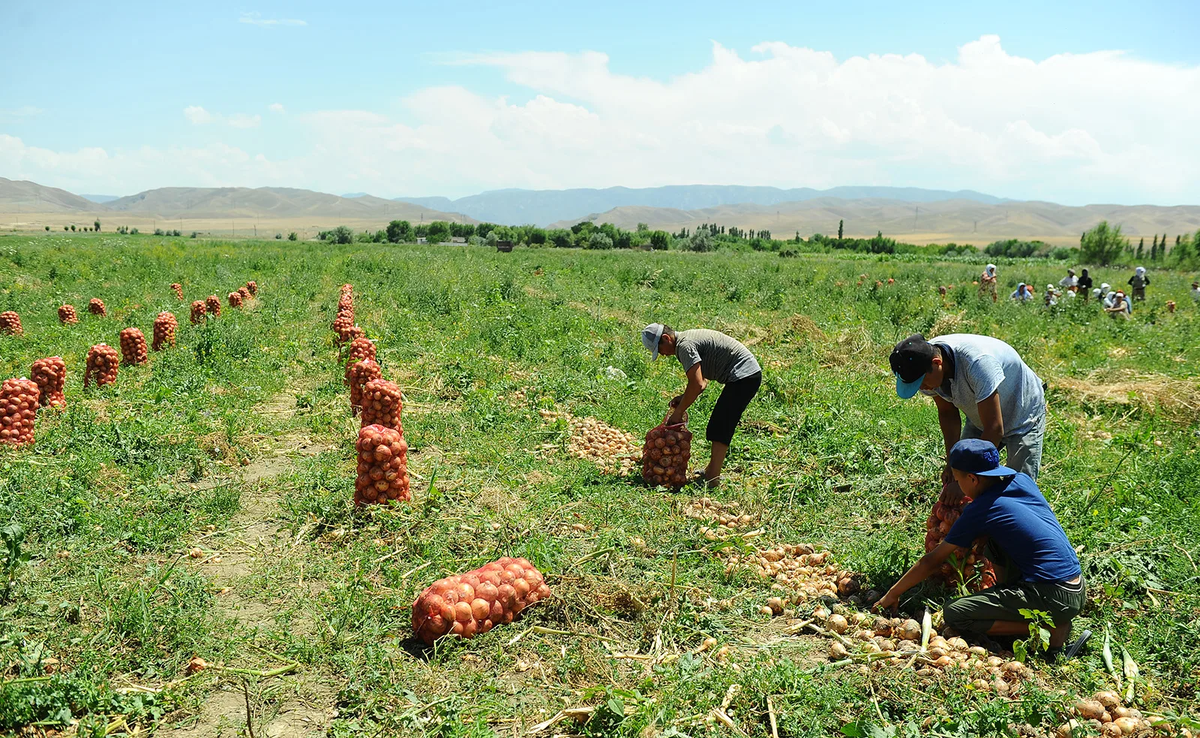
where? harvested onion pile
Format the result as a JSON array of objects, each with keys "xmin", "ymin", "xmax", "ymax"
[
  {"xmin": 0, "ymin": 311, "xmax": 23, "ymax": 335},
  {"xmin": 925, "ymin": 499, "xmax": 996, "ymax": 590},
  {"xmin": 537, "ymin": 408, "xmax": 640, "ymax": 475},
  {"xmin": 0, "ymin": 378, "xmax": 39, "ymax": 446},
  {"xmin": 683, "ymin": 497, "xmax": 757, "ymax": 536},
  {"xmin": 719, "ymin": 544, "xmax": 854, "ymax": 601},
  {"xmin": 84, "ymin": 344, "xmax": 119, "ymax": 387},
  {"xmin": 412, "ymin": 558, "xmax": 550, "ymax": 644},
  {"xmin": 355, "ymin": 424, "xmax": 410, "ymax": 505},
  {"xmin": 88, "ymin": 298, "xmax": 106, "ymax": 317},
  {"xmin": 171, "ymin": 283, "xmax": 184, "ymax": 300},
  {"xmin": 227, "ymin": 291, "xmax": 243, "ymax": 309},
  {"xmin": 30, "ymin": 357, "xmax": 66, "ymax": 408},
  {"xmin": 642, "ymin": 416, "xmax": 692, "ymax": 487},
  {"xmin": 205, "ymin": 295, "xmax": 221, "ymax": 317},
  {"xmin": 119, "ymin": 327, "xmax": 149, "ymax": 366},
  {"xmin": 1061, "ymin": 691, "xmax": 1163, "ymax": 737},
  {"xmin": 361, "ymin": 378, "xmax": 403, "ymax": 431},
  {"xmin": 152, "ymin": 312, "xmax": 178, "ymax": 351},
  {"xmin": 246, "ymin": 280, "xmax": 257, "ymax": 296},
  {"xmin": 58, "ymin": 304, "xmax": 79, "ymax": 325},
  {"xmin": 189, "ymin": 300, "xmax": 206, "ymax": 325},
  {"xmin": 347, "ymin": 359, "xmax": 383, "ymax": 415}
]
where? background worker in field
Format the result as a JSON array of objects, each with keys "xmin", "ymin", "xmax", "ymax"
[
  {"xmin": 890, "ymin": 334, "xmax": 1046, "ymax": 505},
  {"xmin": 642, "ymin": 323, "xmax": 762, "ymax": 487},
  {"xmin": 874, "ymin": 439, "xmax": 1088, "ymax": 657}
]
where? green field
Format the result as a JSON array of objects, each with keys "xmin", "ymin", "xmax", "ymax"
[{"xmin": 1, "ymin": 234, "xmax": 1198, "ymax": 737}]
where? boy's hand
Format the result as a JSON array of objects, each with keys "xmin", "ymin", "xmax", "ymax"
[
  {"xmin": 939, "ymin": 478, "xmax": 964, "ymax": 506},
  {"xmin": 873, "ymin": 591, "xmax": 899, "ymax": 612}
]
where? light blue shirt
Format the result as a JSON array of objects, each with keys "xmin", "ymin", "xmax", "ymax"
[{"xmin": 922, "ymin": 334, "xmax": 1045, "ymax": 439}]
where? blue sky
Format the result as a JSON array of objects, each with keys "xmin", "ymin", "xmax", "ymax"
[{"xmin": 2, "ymin": 0, "xmax": 1198, "ymax": 203}]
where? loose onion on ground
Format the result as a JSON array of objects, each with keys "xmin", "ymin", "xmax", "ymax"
[
  {"xmin": 30, "ymin": 357, "xmax": 66, "ymax": 408},
  {"xmin": 152, "ymin": 312, "xmax": 178, "ymax": 351},
  {"xmin": 0, "ymin": 311, "xmax": 23, "ymax": 336},
  {"xmin": 119, "ymin": 327, "xmax": 149, "ymax": 366},
  {"xmin": 683, "ymin": 497, "xmax": 757, "ymax": 533},
  {"xmin": 354, "ymin": 424, "xmax": 410, "ymax": 505},
  {"xmin": 189, "ymin": 300, "xmax": 207, "ymax": 325},
  {"xmin": 58, "ymin": 305, "xmax": 79, "ymax": 325},
  {"xmin": 411, "ymin": 557, "xmax": 550, "ymax": 644},
  {"xmin": 538, "ymin": 408, "xmax": 641, "ymax": 475},
  {"xmin": 88, "ymin": 298, "xmax": 106, "ymax": 317},
  {"xmin": 84, "ymin": 344, "xmax": 119, "ymax": 387},
  {"xmin": 0, "ymin": 378, "xmax": 39, "ymax": 446}
]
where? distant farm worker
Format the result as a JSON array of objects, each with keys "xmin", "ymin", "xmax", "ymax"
[
  {"xmin": 1192, "ymin": 282, "xmax": 1200, "ymax": 304},
  {"xmin": 1100, "ymin": 282, "xmax": 1111, "ymax": 297},
  {"xmin": 1058, "ymin": 269, "xmax": 1078, "ymax": 293},
  {"xmin": 1010, "ymin": 283, "xmax": 1032, "ymax": 302},
  {"xmin": 1128, "ymin": 267, "xmax": 1149, "ymax": 301},
  {"xmin": 979, "ymin": 264, "xmax": 998, "ymax": 302},
  {"xmin": 1102, "ymin": 291, "xmax": 1116, "ymax": 310},
  {"xmin": 1043, "ymin": 285, "xmax": 1058, "ymax": 307},
  {"xmin": 1106, "ymin": 291, "xmax": 1131, "ymax": 319},
  {"xmin": 641, "ymin": 323, "xmax": 762, "ymax": 487},
  {"xmin": 874, "ymin": 439, "xmax": 1089, "ymax": 658},
  {"xmin": 1091, "ymin": 288, "xmax": 1102, "ymax": 303},
  {"xmin": 890, "ymin": 333, "xmax": 1046, "ymax": 504},
  {"xmin": 1076, "ymin": 269, "xmax": 1093, "ymax": 301}
]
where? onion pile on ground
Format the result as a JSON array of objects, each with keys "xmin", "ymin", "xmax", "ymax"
[
  {"xmin": 355, "ymin": 424, "xmax": 410, "ymax": 505},
  {"xmin": 926, "ymin": 499, "xmax": 996, "ymax": 590},
  {"xmin": 361, "ymin": 378, "xmax": 403, "ymax": 431},
  {"xmin": 227, "ymin": 291, "xmax": 243, "ymax": 309},
  {"xmin": 538, "ymin": 408, "xmax": 641, "ymax": 475},
  {"xmin": 246, "ymin": 280, "xmax": 257, "ymax": 296},
  {"xmin": 84, "ymin": 344, "xmax": 119, "ymax": 387},
  {"xmin": 683, "ymin": 497, "xmax": 757, "ymax": 538},
  {"xmin": 171, "ymin": 283, "xmax": 184, "ymax": 300},
  {"xmin": 58, "ymin": 305, "xmax": 79, "ymax": 325},
  {"xmin": 0, "ymin": 378, "xmax": 39, "ymax": 446},
  {"xmin": 205, "ymin": 295, "xmax": 221, "ymax": 317},
  {"xmin": 412, "ymin": 558, "xmax": 550, "ymax": 644},
  {"xmin": 0, "ymin": 311, "xmax": 23, "ymax": 335},
  {"xmin": 346, "ymin": 359, "xmax": 383, "ymax": 415},
  {"xmin": 1061, "ymin": 692, "xmax": 1163, "ymax": 737},
  {"xmin": 189, "ymin": 300, "xmax": 206, "ymax": 325},
  {"xmin": 30, "ymin": 357, "xmax": 66, "ymax": 408},
  {"xmin": 152, "ymin": 312, "xmax": 178, "ymax": 351},
  {"xmin": 642, "ymin": 416, "xmax": 692, "ymax": 487},
  {"xmin": 119, "ymin": 327, "xmax": 149, "ymax": 366},
  {"xmin": 719, "ymin": 544, "xmax": 854, "ymax": 603},
  {"xmin": 88, "ymin": 298, "xmax": 106, "ymax": 317}
]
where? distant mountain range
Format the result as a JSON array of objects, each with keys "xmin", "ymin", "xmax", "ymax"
[
  {"xmin": 82, "ymin": 194, "xmax": 120, "ymax": 204},
  {"xmin": 392, "ymin": 185, "xmax": 1010, "ymax": 227}
]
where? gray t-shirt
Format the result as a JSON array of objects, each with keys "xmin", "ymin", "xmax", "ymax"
[
  {"xmin": 674, "ymin": 329, "xmax": 761, "ymax": 385},
  {"xmin": 921, "ymin": 334, "xmax": 1044, "ymax": 439}
]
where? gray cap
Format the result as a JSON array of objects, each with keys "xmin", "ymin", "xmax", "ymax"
[{"xmin": 641, "ymin": 323, "xmax": 665, "ymax": 360}]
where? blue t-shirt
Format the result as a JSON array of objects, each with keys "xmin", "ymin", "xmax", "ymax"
[{"xmin": 945, "ymin": 473, "xmax": 1081, "ymax": 583}]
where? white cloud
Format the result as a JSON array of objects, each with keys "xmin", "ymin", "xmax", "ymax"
[
  {"xmin": 239, "ymin": 12, "xmax": 306, "ymax": 27},
  {"xmin": 9, "ymin": 36, "xmax": 1200, "ymax": 203},
  {"xmin": 227, "ymin": 113, "xmax": 262, "ymax": 129},
  {"xmin": 0, "ymin": 105, "xmax": 44, "ymax": 119},
  {"xmin": 183, "ymin": 106, "xmax": 213, "ymax": 125},
  {"xmin": 268, "ymin": 103, "xmax": 285, "ymax": 113}
]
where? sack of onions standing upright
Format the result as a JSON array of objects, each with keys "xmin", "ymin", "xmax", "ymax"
[{"xmin": 641, "ymin": 324, "xmax": 762, "ymax": 488}]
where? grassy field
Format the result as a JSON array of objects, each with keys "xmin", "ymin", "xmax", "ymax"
[{"xmin": 1, "ymin": 234, "xmax": 1198, "ymax": 737}]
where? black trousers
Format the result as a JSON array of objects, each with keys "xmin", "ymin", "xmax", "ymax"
[{"xmin": 706, "ymin": 372, "xmax": 762, "ymax": 445}]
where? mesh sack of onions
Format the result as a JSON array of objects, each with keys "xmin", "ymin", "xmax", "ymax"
[
  {"xmin": 205, "ymin": 295, "xmax": 221, "ymax": 317},
  {"xmin": 412, "ymin": 558, "xmax": 550, "ymax": 644},
  {"xmin": 58, "ymin": 304, "xmax": 79, "ymax": 325},
  {"xmin": 331, "ymin": 312, "xmax": 355, "ymax": 341},
  {"xmin": 84, "ymin": 344, "xmax": 119, "ymax": 387},
  {"xmin": 246, "ymin": 280, "xmax": 257, "ymax": 296},
  {"xmin": 346, "ymin": 359, "xmax": 382, "ymax": 415},
  {"xmin": 236, "ymin": 286, "xmax": 250, "ymax": 302},
  {"xmin": 152, "ymin": 312, "xmax": 178, "ymax": 351},
  {"xmin": 189, "ymin": 300, "xmax": 207, "ymax": 325},
  {"xmin": 119, "ymin": 327, "xmax": 149, "ymax": 366},
  {"xmin": 925, "ymin": 499, "xmax": 996, "ymax": 591},
  {"xmin": 361, "ymin": 378, "xmax": 403, "ymax": 432},
  {"xmin": 227, "ymin": 291, "xmax": 243, "ymax": 309},
  {"xmin": 641, "ymin": 411, "xmax": 692, "ymax": 487},
  {"xmin": 30, "ymin": 357, "xmax": 66, "ymax": 408},
  {"xmin": 171, "ymin": 283, "xmax": 184, "ymax": 300},
  {"xmin": 88, "ymin": 298, "xmax": 106, "ymax": 317},
  {"xmin": 0, "ymin": 311, "xmax": 22, "ymax": 335},
  {"xmin": 354, "ymin": 424, "xmax": 410, "ymax": 506},
  {"xmin": 346, "ymin": 337, "xmax": 376, "ymax": 365},
  {"xmin": 0, "ymin": 378, "xmax": 39, "ymax": 446}
]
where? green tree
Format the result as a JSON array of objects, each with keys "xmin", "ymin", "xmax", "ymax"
[
  {"xmin": 649, "ymin": 230, "xmax": 671, "ymax": 251},
  {"xmin": 1079, "ymin": 221, "xmax": 1128, "ymax": 265},
  {"xmin": 70, "ymin": 225, "xmax": 75, "ymax": 231},
  {"xmin": 328, "ymin": 225, "xmax": 353, "ymax": 244},
  {"xmin": 636, "ymin": 222, "xmax": 649, "ymax": 233},
  {"xmin": 1137, "ymin": 238, "xmax": 1144, "ymax": 259},
  {"xmin": 44, "ymin": 226, "xmax": 49, "ymax": 231},
  {"xmin": 585, "ymin": 232, "xmax": 614, "ymax": 250},
  {"xmin": 838, "ymin": 220, "xmax": 844, "ymax": 240},
  {"xmin": 93, "ymin": 219, "xmax": 101, "ymax": 232},
  {"xmin": 386, "ymin": 220, "xmax": 414, "ymax": 243},
  {"xmin": 425, "ymin": 221, "xmax": 452, "ymax": 244},
  {"xmin": 287, "ymin": 232, "xmax": 298, "ymax": 241}
]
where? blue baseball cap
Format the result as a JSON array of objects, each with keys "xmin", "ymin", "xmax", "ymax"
[
  {"xmin": 948, "ymin": 438, "xmax": 1017, "ymax": 477},
  {"xmin": 889, "ymin": 334, "xmax": 935, "ymax": 399}
]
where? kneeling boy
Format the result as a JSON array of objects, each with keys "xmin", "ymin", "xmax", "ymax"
[{"xmin": 873, "ymin": 439, "xmax": 1088, "ymax": 656}]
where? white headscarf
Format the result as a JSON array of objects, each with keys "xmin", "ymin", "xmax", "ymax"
[
  {"xmin": 1136, "ymin": 266, "xmax": 1146, "ymax": 276},
  {"xmin": 985, "ymin": 264, "xmax": 996, "ymax": 276},
  {"xmin": 1092, "ymin": 288, "xmax": 1102, "ymax": 297},
  {"xmin": 1101, "ymin": 282, "xmax": 1110, "ymax": 293}
]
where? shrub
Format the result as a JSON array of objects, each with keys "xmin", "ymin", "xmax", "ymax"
[
  {"xmin": 386, "ymin": 220, "xmax": 413, "ymax": 243},
  {"xmin": 425, "ymin": 221, "xmax": 452, "ymax": 244},
  {"xmin": 586, "ymin": 232, "xmax": 614, "ymax": 250},
  {"xmin": 1080, "ymin": 221, "xmax": 1128, "ymax": 265},
  {"xmin": 93, "ymin": 220, "xmax": 101, "ymax": 232},
  {"xmin": 686, "ymin": 231, "xmax": 714, "ymax": 252},
  {"xmin": 287, "ymin": 232, "xmax": 298, "ymax": 241},
  {"xmin": 650, "ymin": 230, "xmax": 671, "ymax": 251},
  {"xmin": 275, "ymin": 233, "xmax": 283, "ymax": 239}
]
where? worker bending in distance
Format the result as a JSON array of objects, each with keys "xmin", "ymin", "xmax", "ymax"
[
  {"xmin": 642, "ymin": 323, "xmax": 762, "ymax": 487},
  {"xmin": 874, "ymin": 439, "xmax": 1089, "ymax": 658},
  {"xmin": 890, "ymin": 333, "xmax": 1045, "ymax": 504}
]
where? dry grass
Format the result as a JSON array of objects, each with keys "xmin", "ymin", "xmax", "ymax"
[{"xmin": 1051, "ymin": 371, "xmax": 1200, "ymax": 421}]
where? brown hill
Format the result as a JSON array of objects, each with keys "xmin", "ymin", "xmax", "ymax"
[
  {"xmin": 105, "ymin": 186, "xmax": 468, "ymax": 222},
  {"xmin": 553, "ymin": 198, "xmax": 1200, "ymax": 247},
  {"xmin": 0, "ymin": 177, "xmax": 102, "ymax": 213}
]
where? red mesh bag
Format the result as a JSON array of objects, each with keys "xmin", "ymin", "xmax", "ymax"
[
  {"xmin": 152, "ymin": 312, "xmax": 178, "ymax": 351},
  {"xmin": 354, "ymin": 424, "xmax": 410, "ymax": 506},
  {"xmin": 58, "ymin": 305, "xmax": 79, "ymax": 325},
  {"xmin": 925, "ymin": 498, "xmax": 996, "ymax": 591},
  {"xmin": 30, "ymin": 357, "xmax": 66, "ymax": 408},
  {"xmin": 189, "ymin": 300, "xmax": 206, "ymax": 325},
  {"xmin": 641, "ymin": 412, "xmax": 692, "ymax": 487},
  {"xmin": 236, "ymin": 286, "xmax": 250, "ymax": 302},
  {"xmin": 346, "ymin": 359, "xmax": 382, "ymax": 415},
  {"xmin": 346, "ymin": 337, "xmax": 376, "ymax": 365},
  {"xmin": 119, "ymin": 328, "xmax": 149, "ymax": 366},
  {"xmin": 0, "ymin": 378, "xmax": 39, "ymax": 446},
  {"xmin": 361, "ymin": 378, "xmax": 402, "ymax": 431},
  {"xmin": 412, "ymin": 558, "xmax": 550, "ymax": 644},
  {"xmin": 171, "ymin": 283, "xmax": 184, "ymax": 300},
  {"xmin": 88, "ymin": 298, "xmax": 106, "ymax": 317},
  {"xmin": 246, "ymin": 280, "xmax": 257, "ymax": 296},
  {"xmin": 84, "ymin": 344, "xmax": 119, "ymax": 387},
  {"xmin": 0, "ymin": 311, "xmax": 21, "ymax": 335},
  {"xmin": 227, "ymin": 291, "xmax": 243, "ymax": 309},
  {"xmin": 205, "ymin": 295, "xmax": 221, "ymax": 317}
]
